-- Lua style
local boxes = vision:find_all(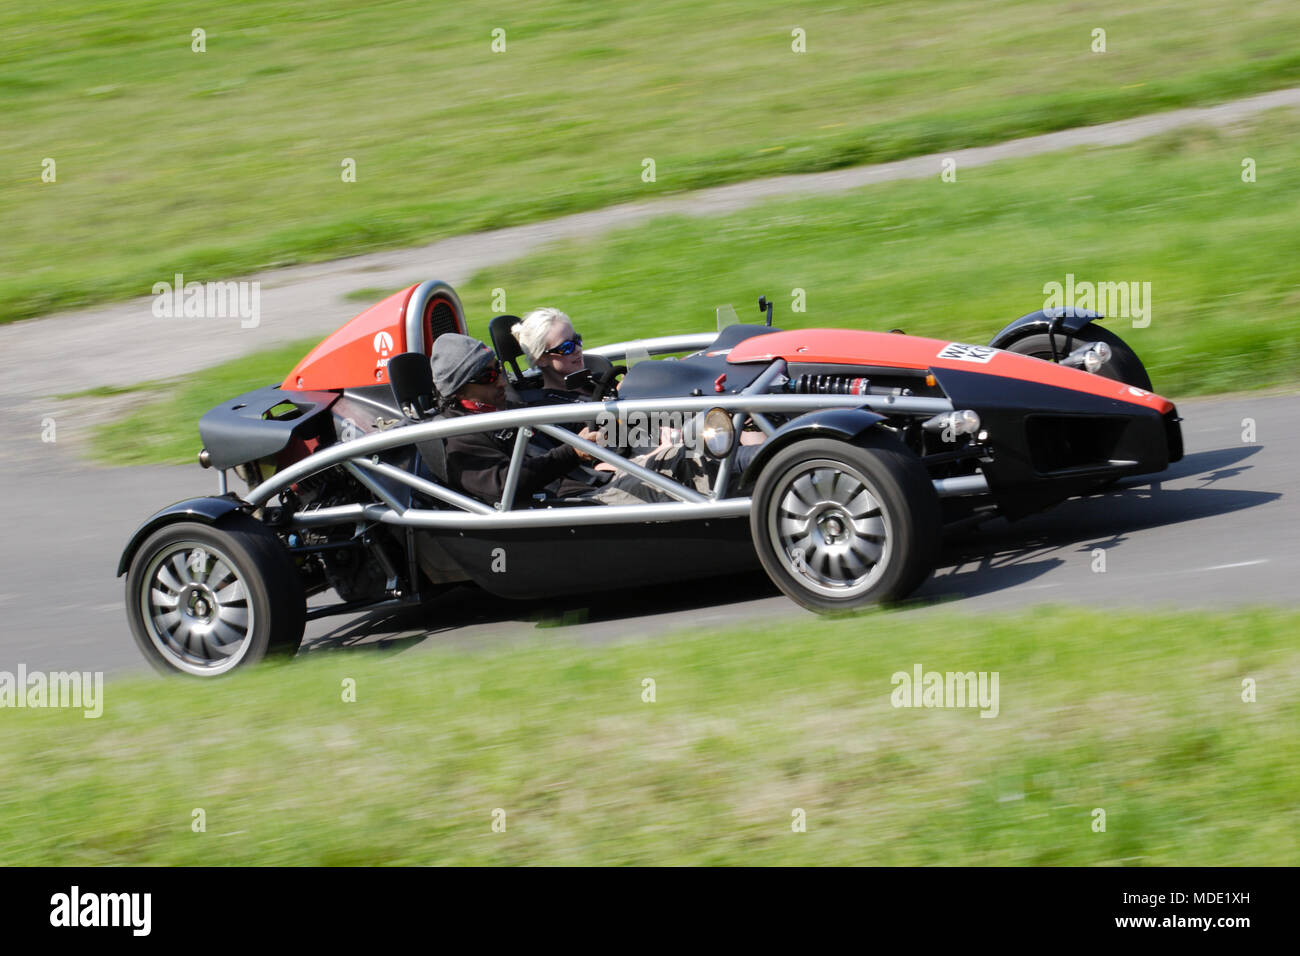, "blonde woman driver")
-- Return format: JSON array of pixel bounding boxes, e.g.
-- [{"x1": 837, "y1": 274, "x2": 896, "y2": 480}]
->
[
  {"x1": 509, "y1": 306, "x2": 765, "y2": 493},
  {"x1": 511, "y1": 307, "x2": 589, "y2": 399},
  {"x1": 511, "y1": 306, "x2": 698, "y2": 490}
]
